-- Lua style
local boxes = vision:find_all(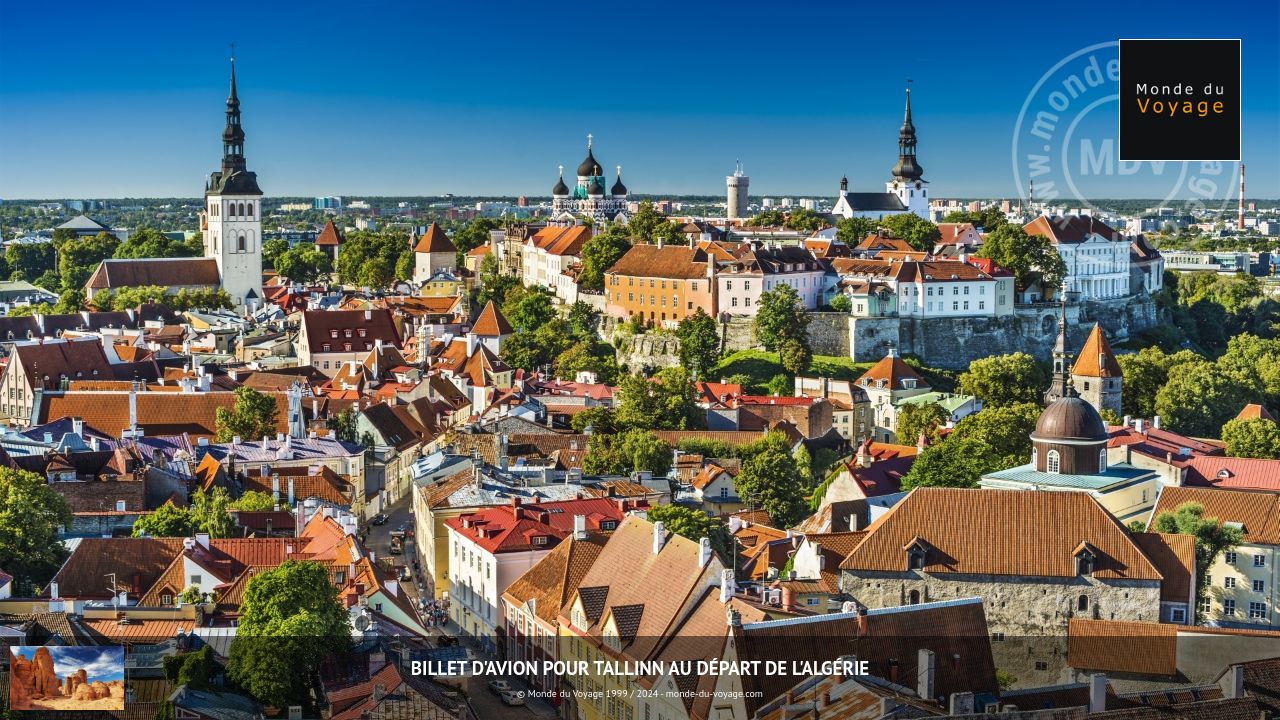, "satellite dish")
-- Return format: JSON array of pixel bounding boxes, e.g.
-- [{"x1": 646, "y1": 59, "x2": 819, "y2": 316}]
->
[{"x1": 354, "y1": 614, "x2": 371, "y2": 631}]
